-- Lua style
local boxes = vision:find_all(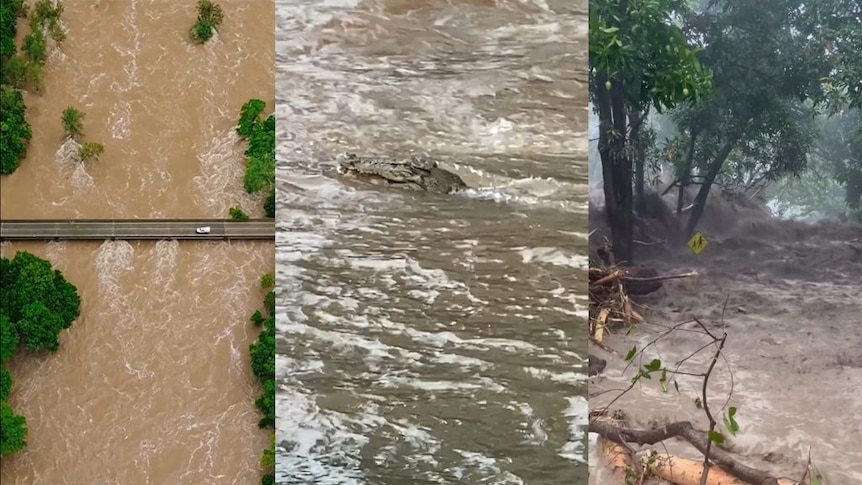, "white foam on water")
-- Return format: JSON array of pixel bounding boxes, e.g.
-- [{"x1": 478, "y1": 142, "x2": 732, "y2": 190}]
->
[
  {"x1": 193, "y1": 128, "x2": 263, "y2": 216},
  {"x1": 560, "y1": 395, "x2": 589, "y2": 464}
]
